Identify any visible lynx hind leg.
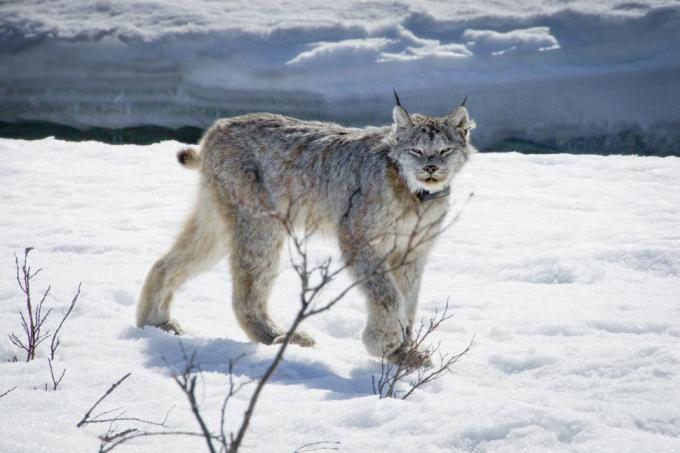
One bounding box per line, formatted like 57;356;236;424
136;189;226;333
228;211;315;347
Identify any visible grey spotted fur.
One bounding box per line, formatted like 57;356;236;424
137;98;476;365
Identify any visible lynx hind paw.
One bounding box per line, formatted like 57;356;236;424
389;344;433;369
273;331;316;347
157;319;184;336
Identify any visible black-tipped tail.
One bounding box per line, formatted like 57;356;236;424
177;147;200;169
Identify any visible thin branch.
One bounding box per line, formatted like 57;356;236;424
294;440;341;452
172;349;218;453
228;312;307;453
77;373;132;428
220;354;251;450
401;336;476;400
48;358;66;391
373;302;476;399
0;386;17;399
51;282;82;359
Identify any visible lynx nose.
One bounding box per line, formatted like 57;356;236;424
423;165;438;174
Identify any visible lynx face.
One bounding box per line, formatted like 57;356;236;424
390;103;476;193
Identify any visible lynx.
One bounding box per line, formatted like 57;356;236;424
136;93;476;366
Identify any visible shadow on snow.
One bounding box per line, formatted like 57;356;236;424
122;326;377;400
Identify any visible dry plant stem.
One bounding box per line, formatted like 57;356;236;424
401;337;474;400
294;441;341;452
0;386;17;399
172;348;218;453
228;310;306;453
48;358;66;391
9;247;53;362
77;373;133;428
8;248;82;362
219;354;251;450
50;282;82;359
76;372;206;453
77;351;247;453
372;301;476;399
97;428;215;453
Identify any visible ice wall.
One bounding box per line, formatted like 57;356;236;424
1;0;679;153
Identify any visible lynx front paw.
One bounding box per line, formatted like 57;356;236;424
273;331;316;347
156;319;184;336
389;343;433;369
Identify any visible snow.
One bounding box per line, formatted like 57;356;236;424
1;137;679;452
1;1;680;153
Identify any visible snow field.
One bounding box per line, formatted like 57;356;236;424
0;138;679;452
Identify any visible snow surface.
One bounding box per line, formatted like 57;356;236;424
1;1;680;152
1;137;679;452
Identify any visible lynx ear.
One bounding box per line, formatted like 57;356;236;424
393;105;413;131
392;89;413;131
447;105;476;138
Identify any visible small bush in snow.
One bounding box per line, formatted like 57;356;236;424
372;301;475;399
8;247;81;362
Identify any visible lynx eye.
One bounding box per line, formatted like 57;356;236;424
409;148;423;157
440;147;454;156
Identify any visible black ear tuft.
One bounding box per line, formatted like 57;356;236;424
393;89;402;107
461;95;469;107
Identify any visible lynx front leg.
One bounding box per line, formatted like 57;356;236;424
391;253;427;339
338;232;409;359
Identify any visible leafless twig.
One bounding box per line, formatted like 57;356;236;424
372;301;475;399
0;386;17;399
9;248;52;362
77;350;253;453
76;372;207;452
47;358;66;391
78;373;133;428
294;440;341;452
7;248;82;394
171;347;219;453
50;282;82;360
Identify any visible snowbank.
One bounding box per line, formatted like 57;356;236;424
1;1;680;153
1;138;679;451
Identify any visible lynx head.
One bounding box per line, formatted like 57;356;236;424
388;91;476;194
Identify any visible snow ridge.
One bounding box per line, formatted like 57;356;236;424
1;1;679;153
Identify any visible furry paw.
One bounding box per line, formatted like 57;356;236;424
272;331;316;347
156;319;184;336
389;344;432;369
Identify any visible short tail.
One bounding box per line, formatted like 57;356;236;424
177;147;201;170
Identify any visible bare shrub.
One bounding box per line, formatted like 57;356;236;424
8;247;81;363
372;301;475;399
77;373;191;453
9;248;52;362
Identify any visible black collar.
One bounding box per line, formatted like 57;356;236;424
416;186;450;202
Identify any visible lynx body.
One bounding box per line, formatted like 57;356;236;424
137;97;476;365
